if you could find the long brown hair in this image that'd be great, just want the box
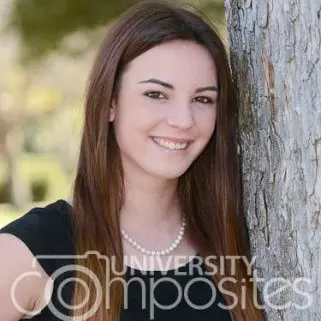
[71,1,265,320]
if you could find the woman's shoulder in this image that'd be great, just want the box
[0,199,75,276]
[0,199,73,245]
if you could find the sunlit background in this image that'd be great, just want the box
[0,0,225,227]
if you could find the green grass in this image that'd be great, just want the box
[0,153,72,202]
[0,200,58,229]
[0,153,72,229]
[19,154,72,199]
[0,210,22,228]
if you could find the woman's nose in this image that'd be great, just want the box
[166,103,194,130]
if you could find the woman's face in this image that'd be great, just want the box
[110,39,218,180]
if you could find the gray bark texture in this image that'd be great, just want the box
[224,0,321,320]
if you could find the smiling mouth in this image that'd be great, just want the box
[151,136,191,151]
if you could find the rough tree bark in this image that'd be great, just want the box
[224,0,321,320]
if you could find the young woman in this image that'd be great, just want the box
[0,1,265,320]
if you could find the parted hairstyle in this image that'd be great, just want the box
[71,1,265,320]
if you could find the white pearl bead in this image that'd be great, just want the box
[121,217,187,256]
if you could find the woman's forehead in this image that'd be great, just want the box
[122,40,217,87]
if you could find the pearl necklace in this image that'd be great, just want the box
[121,217,186,256]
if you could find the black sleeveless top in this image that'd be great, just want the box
[0,200,233,321]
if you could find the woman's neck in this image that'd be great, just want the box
[119,172,198,263]
[120,174,181,226]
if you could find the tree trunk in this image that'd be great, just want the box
[224,0,321,320]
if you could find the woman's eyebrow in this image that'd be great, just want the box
[195,86,218,93]
[138,78,218,93]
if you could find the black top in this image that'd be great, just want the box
[0,200,233,321]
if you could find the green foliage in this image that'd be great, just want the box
[0,154,72,203]
[8,0,225,61]
[0,181,10,203]
[8,0,141,60]
[20,154,72,200]
[30,178,48,202]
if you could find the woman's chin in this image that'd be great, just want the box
[149,166,190,180]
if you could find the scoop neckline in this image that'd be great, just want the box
[59,199,201,274]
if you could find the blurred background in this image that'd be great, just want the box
[0,0,225,227]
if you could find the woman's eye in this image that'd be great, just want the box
[144,91,166,99]
[194,96,214,104]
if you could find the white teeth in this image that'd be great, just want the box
[152,137,189,150]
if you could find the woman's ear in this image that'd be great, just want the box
[109,99,116,122]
